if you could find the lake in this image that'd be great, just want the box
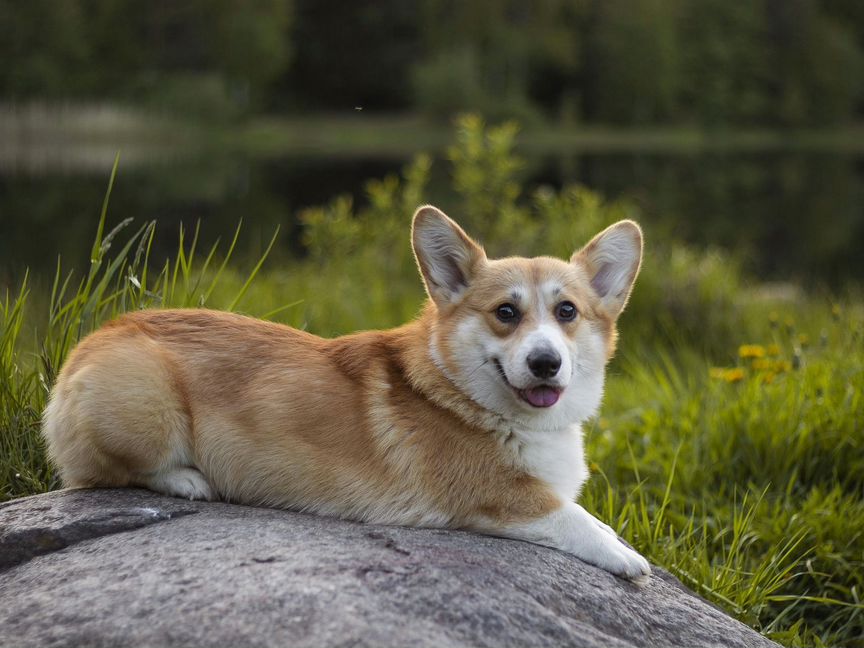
[2,123,863,290]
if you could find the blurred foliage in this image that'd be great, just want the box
[282,0,420,111]
[586,0,681,124]
[1,0,863,126]
[294,115,761,359]
[0,0,293,115]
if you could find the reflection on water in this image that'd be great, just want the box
[0,104,187,174]
[2,144,862,289]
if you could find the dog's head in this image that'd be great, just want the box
[412,205,642,428]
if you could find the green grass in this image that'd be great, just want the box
[2,117,862,647]
[585,305,864,646]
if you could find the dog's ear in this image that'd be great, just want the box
[412,205,486,307]
[571,220,643,318]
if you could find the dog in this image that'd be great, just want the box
[42,205,650,581]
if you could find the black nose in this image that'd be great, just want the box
[527,350,561,379]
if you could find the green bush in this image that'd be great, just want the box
[293,115,763,358]
[412,50,541,124]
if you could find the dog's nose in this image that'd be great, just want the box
[527,350,561,379]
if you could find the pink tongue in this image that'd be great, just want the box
[521,386,561,408]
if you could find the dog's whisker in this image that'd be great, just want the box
[464,358,490,380]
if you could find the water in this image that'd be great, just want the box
[2,144,863,290]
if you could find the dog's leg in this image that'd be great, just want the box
[591,516,618,537]
[495,501,651,581]
[43,334,208,500]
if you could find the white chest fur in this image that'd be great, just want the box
[510,423,589,502]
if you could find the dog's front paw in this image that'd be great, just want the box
[570,507,651,582]
[589,518,650,581]
[602,538,651,582]
[493,502,652,583]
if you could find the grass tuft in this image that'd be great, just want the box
[1,165,287,501]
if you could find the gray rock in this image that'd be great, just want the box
[0,489,778,648]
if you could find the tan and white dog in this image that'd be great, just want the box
[43,206,650,580]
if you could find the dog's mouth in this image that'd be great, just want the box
[492,358,562,409]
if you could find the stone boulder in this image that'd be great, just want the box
[0,489,778,648]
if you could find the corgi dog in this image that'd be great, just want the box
[43,206,650,581]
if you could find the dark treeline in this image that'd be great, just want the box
[1,0,863,127]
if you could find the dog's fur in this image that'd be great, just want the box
[42,206,650,580]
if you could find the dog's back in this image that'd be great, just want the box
[44,308,558,526]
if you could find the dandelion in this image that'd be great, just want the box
[753,358,791,374]
[751,358,792,374]
[739,344,766,359]
[766,344,781,356]
[785,318,795,335]
[798,334,810,348]
[710,367,746,383]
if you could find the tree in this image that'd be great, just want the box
[585,0,681,124]
[0,0,90,99]
[207,0,293,109]
[678,0,771,127]
[767,0,863,126]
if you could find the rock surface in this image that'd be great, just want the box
[0,489,778,648]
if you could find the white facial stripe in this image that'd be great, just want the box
[541,280,563,302]
[523,323,567,356]
[510,323,573,388]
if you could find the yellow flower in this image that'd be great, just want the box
[752,358,791,373]
[766,344,781,356]
[739,344,766,359]
[710,367,746,383]
[726,368,746,383]
[798,334,810,348]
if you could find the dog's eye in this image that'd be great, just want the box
[495,303,519,323]
[556,301,578,322]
